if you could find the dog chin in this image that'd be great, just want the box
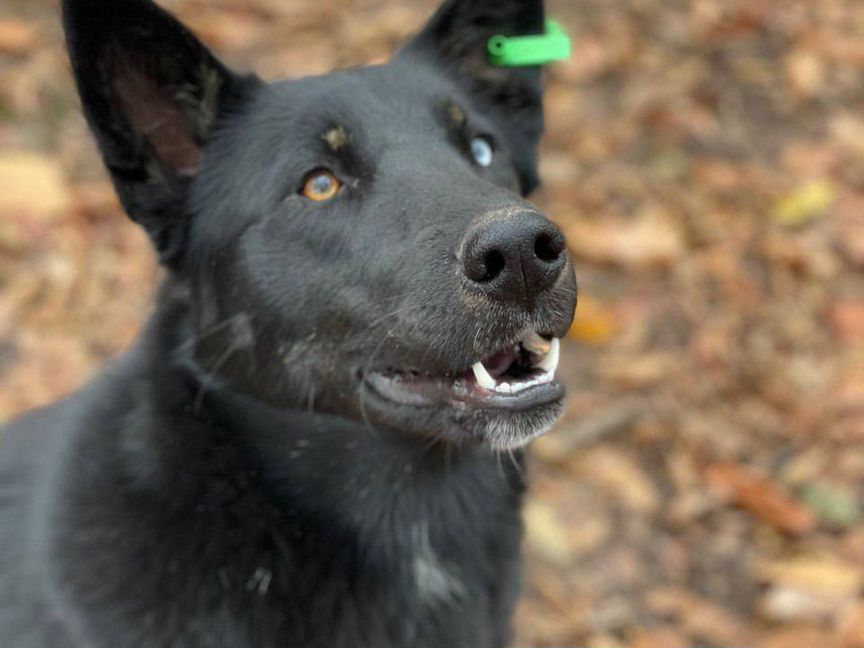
[450,398,564,451]
[469,402,564,451]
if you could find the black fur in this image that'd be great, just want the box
[0,1,577,646]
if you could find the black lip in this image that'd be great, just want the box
[363,371,564,412]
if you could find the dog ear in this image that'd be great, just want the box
[402,0,546,195]
[62,0,259,266]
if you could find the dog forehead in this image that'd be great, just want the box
[259,63,457,132]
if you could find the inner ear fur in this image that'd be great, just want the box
[62,0,259,266]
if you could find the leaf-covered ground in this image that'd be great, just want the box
[1,0,863,646]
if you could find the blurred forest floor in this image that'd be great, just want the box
[2,0,864,646]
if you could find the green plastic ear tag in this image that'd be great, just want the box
[488,19,572,67]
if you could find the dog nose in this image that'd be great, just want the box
[461,211,567,306]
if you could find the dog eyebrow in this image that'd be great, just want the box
[322,126,350,152]
[446,101,466,128]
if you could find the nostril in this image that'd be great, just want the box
[462,236,508,284]
[534,232,565,263]
[481,249,506,282]
[462,214,566,292]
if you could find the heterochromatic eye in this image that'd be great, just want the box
[470,136,495,168]
[301,169,342,202]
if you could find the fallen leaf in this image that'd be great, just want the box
[523,500,573,565]
[757,555,864,598]
[785,50,825,99]
[833,192,864,269]
[773,180,837,228]
[627,626,690,648]
[760,585,846,623]
[595,353,676,389]
[180,8,267,50]
[0,18,36,55]
[801,483,861,528]
[564,209,686,270]
[523,495,611,565]
[706,462,817,535]
[831,114,864,157]
[0,152,70,222]
[829,302,864,344]
[838,602,864,648]
[70,181,122,221]
[568,295,620,345]
[576,448,660,514]
[533,399,644,459]
[645,587,752,646]
[756,626,845,648]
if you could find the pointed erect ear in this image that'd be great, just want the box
[401,0,547,195]
[62,0,259,266]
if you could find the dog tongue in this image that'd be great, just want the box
[483,346,519,378]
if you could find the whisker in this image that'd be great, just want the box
[505,448,526,484]
[192,338,244,415]
[356,302,424,339]
[306,381,316,413]
[366,303,417,328]
[356,305,425,439]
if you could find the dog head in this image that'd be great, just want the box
[63,0,577,451]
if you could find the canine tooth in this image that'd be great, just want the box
[537,338,560,374]
[472,362,497,390]
[522,332,552,356]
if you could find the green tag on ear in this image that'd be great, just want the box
[488,19,572,67]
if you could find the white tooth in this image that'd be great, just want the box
[510,378,535,393]
[495,382,513,394]
[537,338,560,374]
[522,332,552,356]
[472,361,497,390]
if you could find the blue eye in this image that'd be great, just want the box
[470,136,494,168]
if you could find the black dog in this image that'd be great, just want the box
[0,0,576,645]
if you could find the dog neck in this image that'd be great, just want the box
[50,280,526,645]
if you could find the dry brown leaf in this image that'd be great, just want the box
[576,448,660,514]
[627,626,690,648]
[756,625,845,648]
[0,334,94,418]
[180,8,267,50]
[595,353,677,389]
[831,115,864,157]
[524,496,611,565]
[523,499,574,565]
[568,295,620,345]
[839,602,864,648]
[706,462,817,536]
[645,587,752,646]
[785,50,826,99]
[564,210,686,270]
[0,152,71,223]
[70,181,122,221]
[0,18,36,55]
[757,556,864,597]
[833,195,864,269]
[829,302,864,345]
[760,585,848,623]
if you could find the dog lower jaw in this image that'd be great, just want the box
[360,374,565,451]
[481,405,563,451]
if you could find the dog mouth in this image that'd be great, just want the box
[362,331,562,412]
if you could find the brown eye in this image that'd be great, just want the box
[301,169,341,202]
